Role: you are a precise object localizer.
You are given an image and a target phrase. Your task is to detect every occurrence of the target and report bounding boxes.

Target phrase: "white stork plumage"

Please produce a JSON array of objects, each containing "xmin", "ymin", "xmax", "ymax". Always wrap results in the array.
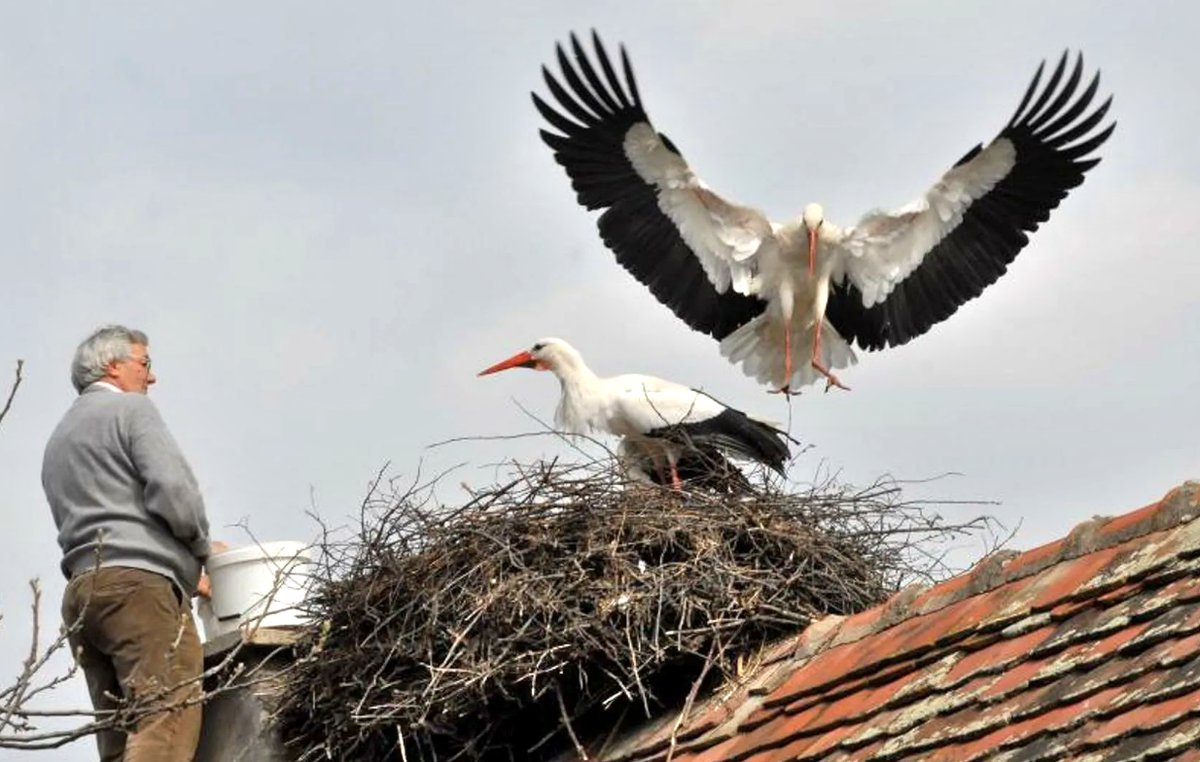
[
  {"xmin": 477, "ymin": 337, "xmax": 789, "ymax": 487},
  {"xmin": 533, "ymin": 33, "xmax": 1115, "ymax": 393}
]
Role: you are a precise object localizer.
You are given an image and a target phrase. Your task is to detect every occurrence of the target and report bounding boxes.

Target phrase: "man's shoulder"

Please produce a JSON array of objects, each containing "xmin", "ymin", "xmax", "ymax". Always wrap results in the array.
[{"xmin": 77, "ymin": 389, "xmax": 160, "ymax": 419}]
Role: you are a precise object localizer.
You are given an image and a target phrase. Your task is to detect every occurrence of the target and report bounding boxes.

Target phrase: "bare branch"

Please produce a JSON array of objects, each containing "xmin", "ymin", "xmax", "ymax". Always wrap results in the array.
[
  {"xmin": 0, "ymin": 359, "xmax": 23, "ymax": 429},
  {"xmin": 0, "ymin": 574, "xmax": 297, "ymax": 750}
]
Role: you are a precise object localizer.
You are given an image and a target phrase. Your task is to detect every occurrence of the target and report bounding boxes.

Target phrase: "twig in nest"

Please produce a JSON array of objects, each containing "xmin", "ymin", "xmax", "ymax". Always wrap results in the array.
[{"xmin": 556, "ymin": 683, "xmax": 588, "ymax": 761}]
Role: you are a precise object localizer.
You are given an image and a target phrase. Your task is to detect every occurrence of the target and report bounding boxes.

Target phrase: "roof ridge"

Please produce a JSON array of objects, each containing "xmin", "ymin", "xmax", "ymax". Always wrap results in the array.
[
  {"xmin": 595, "ymin": 482, "xmax": 1200, "ymax": 762},
  {"xmin": 592, "ymin": 482, "xmax": 1200, "ymax": 762},
  {"xmin": 783, "ymin": 481, "xmax": 1200, "ymax": 664}
]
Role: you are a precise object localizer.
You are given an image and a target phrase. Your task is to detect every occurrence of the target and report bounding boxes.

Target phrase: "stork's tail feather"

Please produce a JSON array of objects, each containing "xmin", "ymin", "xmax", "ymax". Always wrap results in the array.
[
  {"xmin": 670, "ymin": 408, "xmax": 791, "ymax": 475},
  {"xmin": 719, "ymin": 315, "xmax": 857, "ymax": 390},
  {"xmin": 723, "ymin": 411, "xmax": 791, "ymax": 474}
]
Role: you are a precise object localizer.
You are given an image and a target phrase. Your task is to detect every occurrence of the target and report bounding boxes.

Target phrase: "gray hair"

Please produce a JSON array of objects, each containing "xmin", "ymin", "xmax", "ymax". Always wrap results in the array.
[{"xmin": 71, "ymin": 325, "xmax": 149, "ymax": 393}]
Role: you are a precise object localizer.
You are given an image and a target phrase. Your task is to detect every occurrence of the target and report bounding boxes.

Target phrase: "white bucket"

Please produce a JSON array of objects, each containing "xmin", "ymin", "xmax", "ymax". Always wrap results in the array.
[{"xmin": 197, "ymin": 540, "xmax": 315, "ymax": 642}]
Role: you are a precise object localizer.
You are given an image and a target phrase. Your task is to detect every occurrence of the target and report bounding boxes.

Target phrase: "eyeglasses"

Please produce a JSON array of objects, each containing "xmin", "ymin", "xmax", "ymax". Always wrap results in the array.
[{"xmin": 127, "ymin": 355, "xmax": 152, "ymax": 370}]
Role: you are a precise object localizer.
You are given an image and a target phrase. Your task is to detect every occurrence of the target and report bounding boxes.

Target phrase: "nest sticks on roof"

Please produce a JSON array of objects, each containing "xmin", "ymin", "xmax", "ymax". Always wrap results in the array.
[{"xmin": 274, "ymin": 458, "xmax": 989, "ymax": 761}]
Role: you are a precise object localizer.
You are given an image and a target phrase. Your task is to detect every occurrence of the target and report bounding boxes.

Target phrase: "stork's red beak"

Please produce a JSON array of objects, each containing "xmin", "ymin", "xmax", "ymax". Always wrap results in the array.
[
  {"xmin": 807, "ymin": 226, "xmax": 819, "ymax": 276},
  {"xmin": 477, "ymin": 350, "xmax": 540, "ymax": 376}
]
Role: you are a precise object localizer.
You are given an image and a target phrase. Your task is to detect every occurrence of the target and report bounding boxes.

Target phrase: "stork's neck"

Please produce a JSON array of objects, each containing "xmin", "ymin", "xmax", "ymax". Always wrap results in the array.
[
  {"xmin": 549, "ymin": 356, "xmax": 603, "ymax": 432},
  {"xmin": 553, "ymin": 355, "xmax": 601, "ymax": 399},
  {"xmin": 778, "ymin": 217, "xmax": 843, "ymax": 279},
  {"xmin": 808, "ymin": 220, "xmax": 843, "ymax": 243}
]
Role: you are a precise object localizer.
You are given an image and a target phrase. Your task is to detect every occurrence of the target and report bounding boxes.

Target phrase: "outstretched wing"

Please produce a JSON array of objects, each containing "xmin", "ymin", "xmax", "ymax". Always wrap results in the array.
[
  {"xmin": 826, "ymin": 52, "xmax": 1114, "ymax": 351},
  {"xmin": 533, "ymin": 31, "xmax": 770, "ymax": 340}
]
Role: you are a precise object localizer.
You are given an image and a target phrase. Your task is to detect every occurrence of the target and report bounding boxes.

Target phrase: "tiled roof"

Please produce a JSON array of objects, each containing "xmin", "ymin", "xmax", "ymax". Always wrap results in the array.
[{"xmin": 593, "ymin": 481, "xmax": 1200, "ymax": 762}]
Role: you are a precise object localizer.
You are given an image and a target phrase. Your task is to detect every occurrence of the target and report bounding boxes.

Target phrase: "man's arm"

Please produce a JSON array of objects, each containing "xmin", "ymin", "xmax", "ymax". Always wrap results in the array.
[{"xmin": 124, "ymin": 396, "xmax": 211, "ymax": 558}]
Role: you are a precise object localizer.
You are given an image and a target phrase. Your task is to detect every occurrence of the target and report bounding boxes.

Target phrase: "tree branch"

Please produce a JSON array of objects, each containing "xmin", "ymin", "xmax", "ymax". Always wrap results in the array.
[
  {"xmin": 0, "ymin": 359, "xmax": 23, "ymax": 429},
  {"xmin": 0, "ymin": 571, "xmax": 296, "ymax": 750}
]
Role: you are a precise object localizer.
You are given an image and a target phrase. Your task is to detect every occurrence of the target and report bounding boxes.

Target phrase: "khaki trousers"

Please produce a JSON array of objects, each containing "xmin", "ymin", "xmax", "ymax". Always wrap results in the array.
[{"xmin": 62, "ymin": 566, "xmax": 202, "ymax": 762}]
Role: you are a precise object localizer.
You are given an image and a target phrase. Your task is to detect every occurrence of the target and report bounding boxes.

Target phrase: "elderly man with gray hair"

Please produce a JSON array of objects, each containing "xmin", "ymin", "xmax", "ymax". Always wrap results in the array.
[{"xmin": 42, "ymin": 325, "xmax": 214, "ymax": 761}]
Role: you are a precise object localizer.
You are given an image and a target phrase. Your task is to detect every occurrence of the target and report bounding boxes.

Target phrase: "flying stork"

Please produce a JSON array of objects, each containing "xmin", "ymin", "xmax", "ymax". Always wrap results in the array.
[
  {"xmin": 532, "ymin": 33, "xmax": 1115, "ymax": 393},
  {"xmin": 477, "ymin": 338, "xmax": 789, "ymax": 487}
]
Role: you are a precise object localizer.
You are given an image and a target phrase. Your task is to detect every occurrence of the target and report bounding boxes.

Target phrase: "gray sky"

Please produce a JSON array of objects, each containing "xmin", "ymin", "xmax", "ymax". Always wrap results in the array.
[{"xmin": 2, "ymin": 1, "xmax": 1198, "ymax": 756}]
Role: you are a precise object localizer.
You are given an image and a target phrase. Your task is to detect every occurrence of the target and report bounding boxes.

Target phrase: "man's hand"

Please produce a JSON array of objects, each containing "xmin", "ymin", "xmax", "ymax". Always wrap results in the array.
[{"xmin": 195, "ymin": 540, "xmax": 230, "ymax": 598}]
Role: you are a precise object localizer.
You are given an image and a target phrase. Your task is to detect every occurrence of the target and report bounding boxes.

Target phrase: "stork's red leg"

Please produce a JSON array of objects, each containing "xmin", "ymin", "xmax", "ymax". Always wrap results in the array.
[
  {"xmin": 670, "ymin": 462, "xmax": 682, "ymax": 491},
  {"xmin": 811, "ymin": 318, "xmax": 850, "ymax": 392},
  {"xmin": 784, "ymin": 324, "xmax": 793, "ymax": 389},
  {"xmin": 768, "ymin": 323, "xmax": 802, "ymax": 395}
]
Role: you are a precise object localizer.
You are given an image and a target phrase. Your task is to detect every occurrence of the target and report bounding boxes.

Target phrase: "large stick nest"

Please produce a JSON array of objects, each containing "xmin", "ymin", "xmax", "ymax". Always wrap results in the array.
[{"xmin": 274, "ymin": 458, "xmax": 990, "ymax": 761}]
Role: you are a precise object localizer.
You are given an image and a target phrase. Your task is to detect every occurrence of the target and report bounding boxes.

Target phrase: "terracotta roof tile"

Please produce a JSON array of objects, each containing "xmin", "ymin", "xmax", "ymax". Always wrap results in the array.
[{"xmin": 583, "ymin": 481, "xmax": 1200, "ymax": 762}]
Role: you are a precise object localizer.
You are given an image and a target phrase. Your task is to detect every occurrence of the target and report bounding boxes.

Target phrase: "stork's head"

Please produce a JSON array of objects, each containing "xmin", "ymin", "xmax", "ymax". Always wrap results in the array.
[
  {"xmin": 477, "ymin": 337, "xmax": 582, "ymax": 377},
  {"xmin": 802, "ymin": 203, "xmax": 824, "ymax": 230}
]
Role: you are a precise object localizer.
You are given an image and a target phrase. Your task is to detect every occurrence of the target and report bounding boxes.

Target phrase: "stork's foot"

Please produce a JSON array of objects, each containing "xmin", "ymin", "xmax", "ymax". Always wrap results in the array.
[
  {"xmin": 812, "ymin": 361, "xmax": 851, "ymax": 393},
  {"xmin": 768, "ymin": 385, "xmax": 803, "ymax": 396},
  {"xmin": 823, "ymin": 375, "xmax": 851, "ymax": 393}
]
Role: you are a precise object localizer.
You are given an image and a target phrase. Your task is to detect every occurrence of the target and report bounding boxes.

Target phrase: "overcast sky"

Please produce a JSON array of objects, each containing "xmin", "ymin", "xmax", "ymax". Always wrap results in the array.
[{"xmin": 2, "ymin": 1, "xmax": 1198, "ymax": 757}]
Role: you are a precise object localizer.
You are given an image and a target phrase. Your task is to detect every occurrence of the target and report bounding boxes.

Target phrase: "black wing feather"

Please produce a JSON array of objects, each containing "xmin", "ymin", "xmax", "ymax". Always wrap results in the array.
[
  {"xmin": 827, "ymin": 52, "xmax": 1114, "ymax": 351},
  {"xmin": 534, "ymin": 32, "xmax": 765, "ymax": 340}
]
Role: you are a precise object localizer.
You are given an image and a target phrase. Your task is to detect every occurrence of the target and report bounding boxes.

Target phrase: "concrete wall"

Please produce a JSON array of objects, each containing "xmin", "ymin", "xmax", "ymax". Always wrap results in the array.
[{"xmin": 195, "ymin": 629, "xmax": 298, "ymax": 762}]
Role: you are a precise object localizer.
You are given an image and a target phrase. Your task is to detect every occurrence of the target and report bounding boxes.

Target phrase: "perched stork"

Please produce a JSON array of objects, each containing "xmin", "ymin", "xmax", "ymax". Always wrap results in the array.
[
  {"xmin": 533, "ymin": 33, "xmax": 1115, "ymax": 392},
  {"xmin": 477, "ymin": 338, "xmax": 789, "ymax": 487}
]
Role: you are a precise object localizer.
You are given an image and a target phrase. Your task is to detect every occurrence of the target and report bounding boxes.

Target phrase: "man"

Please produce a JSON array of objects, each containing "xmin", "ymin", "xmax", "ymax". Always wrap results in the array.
[{"xmin": 42, "ymin": 325, "xmax": 214, "ymax": 761}]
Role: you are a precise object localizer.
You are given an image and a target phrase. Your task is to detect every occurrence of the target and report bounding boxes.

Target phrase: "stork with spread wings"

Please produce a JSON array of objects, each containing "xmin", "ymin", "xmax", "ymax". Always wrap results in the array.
[{"xmin": 533, "ymin": 32, "xmax": 1114, "ymax": 393}]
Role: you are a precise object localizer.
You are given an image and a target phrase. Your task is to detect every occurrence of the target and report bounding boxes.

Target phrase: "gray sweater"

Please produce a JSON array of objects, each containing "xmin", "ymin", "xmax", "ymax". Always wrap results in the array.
[{"xmin": 42, "ymin": 385, "xmax": 211, "ymax": 594}]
